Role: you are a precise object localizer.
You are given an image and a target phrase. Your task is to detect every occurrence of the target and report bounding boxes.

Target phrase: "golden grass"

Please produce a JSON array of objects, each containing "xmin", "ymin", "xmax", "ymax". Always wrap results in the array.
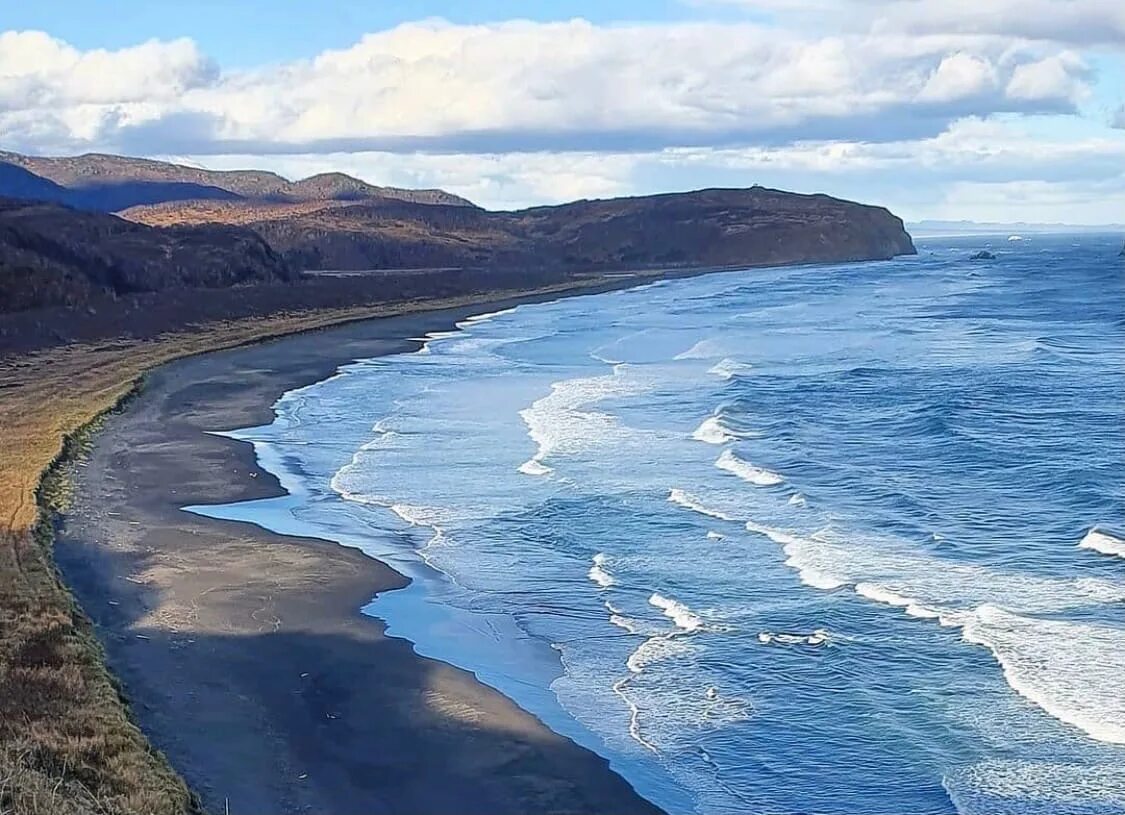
[{"xmin": 0, "ymin": 278, "xmax": 624, "ymax": 814}]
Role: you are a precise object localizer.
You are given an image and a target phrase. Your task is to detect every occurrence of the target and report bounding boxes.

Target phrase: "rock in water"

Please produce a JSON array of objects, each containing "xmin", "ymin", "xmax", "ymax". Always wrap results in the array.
[{"xmin": 970, "ymin": 250, "xmax": 996, "ymax": 260}]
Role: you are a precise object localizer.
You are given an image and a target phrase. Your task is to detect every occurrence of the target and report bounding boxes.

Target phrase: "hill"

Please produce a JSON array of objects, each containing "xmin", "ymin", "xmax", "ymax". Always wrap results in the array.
[
  {"xmin": 0, "ymin": 150, "xmax": 474, "ymax": 211},
  {"xmin": 0, "ymin": 198, "xmax": 295, "ymax": 311},
  {"xmin": 125, "ymin": 186, "xmax": 916, "ymax": 272}
]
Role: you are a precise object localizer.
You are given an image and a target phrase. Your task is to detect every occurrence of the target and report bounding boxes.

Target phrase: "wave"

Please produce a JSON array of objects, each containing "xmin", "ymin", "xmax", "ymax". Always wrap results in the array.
[
  {"xmin": 715, "ymin": 449, "xmax": 784, "ymax": 486},
  {"xmin": 708, "ymin": 358, "xmax": 753, "ymax": 380},
  {"xmin": 788, "ymin": 492, "xmax": 807, "ymax": 507},
  {"xmin": 674, "ymin": 338, "xmax": 726, "ymax": 360},
  {"xmin": 744, "ymin": 518, "xmax": 1125, "ymax": 744},
  {"xmin": 959, "ymin": 605, "xmax": 1125, "ymax": 746},
  {"xmin": 649, "ymin": 593, "xmax": 705, "ymax": 633},
  {"xmin": 588, "ymin": 553, "xmax": 617, "ymax": 589},
  {"xmin": 692, "ymin": 416, "xmax": 738, "ymax": 444},
  {"xmin": 757, "ymin": 629, "xmax": 831, "ymax": 646},
  {"xmin": 668, "ymin": 489, "xmax": 738, "ymax": 522},
  {"xmin": 706, "ymin": 531, "xmax": 724, "ymax": 540},
  {"xmin": 1078, "ymin": 527, "xmax": 1125, "ymax": 560},
  {"xmin": 518, "ymin": 367, "xmax": 649, "ymax": 476},
  {"xmin": 461, "ymin": 306, "xmax": 517, "ymax": 324}
]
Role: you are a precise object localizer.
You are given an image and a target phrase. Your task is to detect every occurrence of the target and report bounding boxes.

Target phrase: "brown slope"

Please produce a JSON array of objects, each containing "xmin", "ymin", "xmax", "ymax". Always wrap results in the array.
[
  {"xmin": 0, "ymin": 198, "xmax": 295, "ymax": 312},
  {"xmin": 123, "ymin": 186, "xmax": 916, "ymax": 272},
  {"xmin": 0, "ymin": 150, "xmax": 475, "ymax": 207}
]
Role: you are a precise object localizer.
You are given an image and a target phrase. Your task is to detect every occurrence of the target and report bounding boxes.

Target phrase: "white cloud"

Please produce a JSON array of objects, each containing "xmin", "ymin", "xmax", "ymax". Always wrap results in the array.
[
  {"xmin": 1005, "ymin": 53, "xmax": 1090, "ymax": 102},
  {"xmin": 0, "ymin": 31, "xmax": 215, "ymax": 108},
  {"xmin": 0, "ymin": 20, "xmax": 1098, "ymax": 156},
  {"xmin": 917, "ymin": 52, "xmax": 996, "ymax": 102}
]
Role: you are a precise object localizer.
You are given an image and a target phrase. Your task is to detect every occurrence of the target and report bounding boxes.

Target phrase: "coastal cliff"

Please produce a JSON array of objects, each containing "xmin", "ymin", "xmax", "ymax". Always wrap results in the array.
[
  {"xmin": 1, "ymin": 150, "xmax": 915, "ymax": 319},
  {"xmin": 124, "ymin": 186, "xmax": 916, "ymax": 272}
]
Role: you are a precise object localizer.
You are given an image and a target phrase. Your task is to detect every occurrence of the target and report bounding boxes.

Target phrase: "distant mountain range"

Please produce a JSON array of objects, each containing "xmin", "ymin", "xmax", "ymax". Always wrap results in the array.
[{"xmin": 908, "ymin": 219, "xmax": 1125, "ymax": 236}]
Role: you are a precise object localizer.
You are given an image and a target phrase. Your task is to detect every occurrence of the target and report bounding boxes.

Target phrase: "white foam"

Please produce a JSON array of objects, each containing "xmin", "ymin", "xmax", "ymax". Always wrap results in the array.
[
  {"xmin": 518, "ymin": 459, "xmax": 553, "ymax": 477},
  {"xmin": 758, "ymin": 629, "xmax": 831, "ymax": 646},
  {"xmin": 706, "ymin": 531, "xmax": 724, "ymax": 540},
  {"xmin": 945, "ymin": 759, "xmax": 1125, "ymax": 815},
  {"xmin": 588, "ymin": 553, "xmax": 616, "ymax": 589},
  {"xmin": 715, "ymin": 449, "xmax": 784, "ymax": 486},
  {"xmin": 744, "ymin": 518, "xmax": 1125, "ymax": 745},
  {"xmin": 674, "ymin": 338, "xmax": 726, "ymax": 360},
  {"xmin": 788, "ymin": 493, "xmax": 807, "ymax": 507},
  {"xmin": 692, "ymin": 416, "xmax": 738, "ymax": 444},
  {"xmin": 649, "ymin": 593, "xmax": 705, "ymax": 632},
  {"xmin": 856, "ymin": 582, "xmax": 939, "ymax": 619},
  {"xmin": 668, "ymin": 489, "xmax": 738, "ymax": 522},
  {"xmin": 461, "ymin": 306, "xmax": 517, "ymax": 324},
  {"xmin": 1078, "ymin": 527, "xmax": 1125, "ymax": 560},
  {"xmin": 518, "ymin": 366, "xmax": 649, "ymax": 475},
  {"xmin": 961, "ymin": 606, "xmax": 1125, "ymax": 745},
  {"xmin": 707, "ymin": 358, "xmax": 753, "ymax": 380},
  {"xmin": 626, "ymin": 635, "xmax": 695, "ymax": 673}
]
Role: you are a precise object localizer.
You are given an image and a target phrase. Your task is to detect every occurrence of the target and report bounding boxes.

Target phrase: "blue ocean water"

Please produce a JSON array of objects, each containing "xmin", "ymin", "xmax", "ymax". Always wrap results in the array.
[{"xmin": 191, "ymin": 234, "xmax": 1125, "ymax": 814}]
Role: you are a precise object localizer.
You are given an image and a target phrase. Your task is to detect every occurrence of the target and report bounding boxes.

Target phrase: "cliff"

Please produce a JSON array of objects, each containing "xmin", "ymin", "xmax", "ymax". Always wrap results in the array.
[
  {"xmin": 125, "ymin": 186, "xmax": 916, "ymax": 272},
  {"xmin": 1, "ymin": 150, "xmax": 916, "ymax": 318}
]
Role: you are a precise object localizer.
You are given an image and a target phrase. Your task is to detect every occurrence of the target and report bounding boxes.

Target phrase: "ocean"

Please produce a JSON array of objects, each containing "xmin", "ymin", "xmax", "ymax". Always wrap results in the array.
[{"xmin": 190, "ymin": 233, "xmax": 1125, "ymax": 814}]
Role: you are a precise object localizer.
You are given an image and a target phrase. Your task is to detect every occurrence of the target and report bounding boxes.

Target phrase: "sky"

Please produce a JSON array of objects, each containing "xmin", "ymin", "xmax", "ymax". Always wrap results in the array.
[{"xmin": 1, "ymin": 0, "xmax": 1123, "ymax": 222}]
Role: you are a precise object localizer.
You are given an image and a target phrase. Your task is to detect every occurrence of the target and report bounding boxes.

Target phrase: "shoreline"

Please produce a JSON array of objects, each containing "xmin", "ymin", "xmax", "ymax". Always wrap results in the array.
[{"xmin": 54, "ymin": 290, "xmax": 671, "ymax": 814}]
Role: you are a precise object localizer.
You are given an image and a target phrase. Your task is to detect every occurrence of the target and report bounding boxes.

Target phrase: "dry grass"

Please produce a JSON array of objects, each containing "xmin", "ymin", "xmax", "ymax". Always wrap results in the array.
[
  {"xmin": 118, "ymin": 198, "xmax": 358, "ymax": 228},
  {"xmin": 0, "ymin": 278, "xmax": 622, "ymax": 815}
]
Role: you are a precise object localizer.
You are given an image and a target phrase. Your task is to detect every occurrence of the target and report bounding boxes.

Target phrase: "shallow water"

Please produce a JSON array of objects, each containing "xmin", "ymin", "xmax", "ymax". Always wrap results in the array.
[{"xmin": 191, "ymin": 234, "xmax": 1125, "ymax": 814}]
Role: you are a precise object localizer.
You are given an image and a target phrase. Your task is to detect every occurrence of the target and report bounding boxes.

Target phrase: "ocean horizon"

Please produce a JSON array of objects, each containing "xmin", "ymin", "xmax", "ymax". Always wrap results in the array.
[{"xmin": 190, "ymin": 233, "xmax": 1125, "ymax": 815}]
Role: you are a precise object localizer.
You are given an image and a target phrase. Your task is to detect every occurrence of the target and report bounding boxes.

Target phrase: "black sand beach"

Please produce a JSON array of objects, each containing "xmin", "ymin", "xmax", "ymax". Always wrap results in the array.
[{"xmin": 54, "ymin": 299, "xmax": 665, "ymax": 815}]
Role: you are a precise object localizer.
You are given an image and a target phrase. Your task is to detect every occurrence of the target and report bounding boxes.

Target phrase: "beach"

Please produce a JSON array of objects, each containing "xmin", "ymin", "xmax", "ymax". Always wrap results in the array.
[{"xmin": 53, "ymin": 301, "xmax": 664, "ymax": 815}]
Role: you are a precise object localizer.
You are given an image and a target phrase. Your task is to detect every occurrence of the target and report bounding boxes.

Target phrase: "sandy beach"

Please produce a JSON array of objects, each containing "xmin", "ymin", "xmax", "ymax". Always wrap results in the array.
[{"xmin": 54, "ymin": 299, "xmax": 664, "ymax": 815}]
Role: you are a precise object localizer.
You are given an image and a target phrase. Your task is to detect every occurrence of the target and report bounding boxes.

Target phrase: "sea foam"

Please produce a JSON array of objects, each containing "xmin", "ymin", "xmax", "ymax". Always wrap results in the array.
[
  {"xmin": 708, "ymin": 358, "xmax": 753, "ymax": 380},
  {"xmin": 715, "ymin": 449, "xmax": 784, "ymax": 486},
  {"xmin": 668, "ymin": 489, "xmax": 738, "ymax": 522},
  {"xmin": 744, "ymin": 518, "xmax": 1125, "ymax": 744},
  {"xmin": 692, "ymin": 416, "xmax": 738, "ymax": 444},
  {"xmin": 649, "ymin": 593, "xmax": 705, "ymax": 632},
  {"xmin": 588, "ymin": 553, "xmax": 617, "ymax": 589},
  {"xmin": 518, "ymin": 366, "xmax": 647, "ymax": 475},
  {"xmin": 1078, "ymin": 527, "xmax": 1125, "ymax": 560}
]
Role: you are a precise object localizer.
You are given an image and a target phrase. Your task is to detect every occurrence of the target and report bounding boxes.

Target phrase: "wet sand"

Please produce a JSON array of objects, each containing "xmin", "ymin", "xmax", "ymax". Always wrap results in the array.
[{"xmin": 55, "ymin": 298, "xmax": 664, "ymax": 815}]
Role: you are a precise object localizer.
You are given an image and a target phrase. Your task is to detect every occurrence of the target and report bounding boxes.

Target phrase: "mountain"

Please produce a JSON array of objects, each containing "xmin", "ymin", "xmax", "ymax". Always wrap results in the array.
[
  {"xmin": 124, "ymin": 186, "xmax": 916, "ymax": 272},
  {"xmin": 0, "ymin": 150, "xmax": 475, "ymax": 212},
  {"xmin": 0, "ymin": 198, "xmax": 295, "ymax": 311}
]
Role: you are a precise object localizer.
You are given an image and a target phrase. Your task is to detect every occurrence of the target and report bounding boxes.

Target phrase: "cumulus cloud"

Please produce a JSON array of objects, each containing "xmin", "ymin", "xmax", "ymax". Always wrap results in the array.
[
  {"xmin": 0, "ymin": 20, "xmax": 1099, "ymax": 156},
  {"xmin": 0, "ymin": 30, "xmax": 216, "ymax": 108}
]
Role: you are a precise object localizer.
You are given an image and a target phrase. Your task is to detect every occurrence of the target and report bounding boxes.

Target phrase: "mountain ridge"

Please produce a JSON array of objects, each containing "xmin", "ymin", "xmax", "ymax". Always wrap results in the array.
[{"xmin": 0, "ymin": 150, "xmax": 474, "ymax": 210}]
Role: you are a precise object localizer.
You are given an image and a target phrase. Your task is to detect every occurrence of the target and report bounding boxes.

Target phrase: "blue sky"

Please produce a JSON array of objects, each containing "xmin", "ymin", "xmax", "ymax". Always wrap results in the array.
[{"xmin": 2, "ymin": 1, "xmax": 1123, "ymax": 222}]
